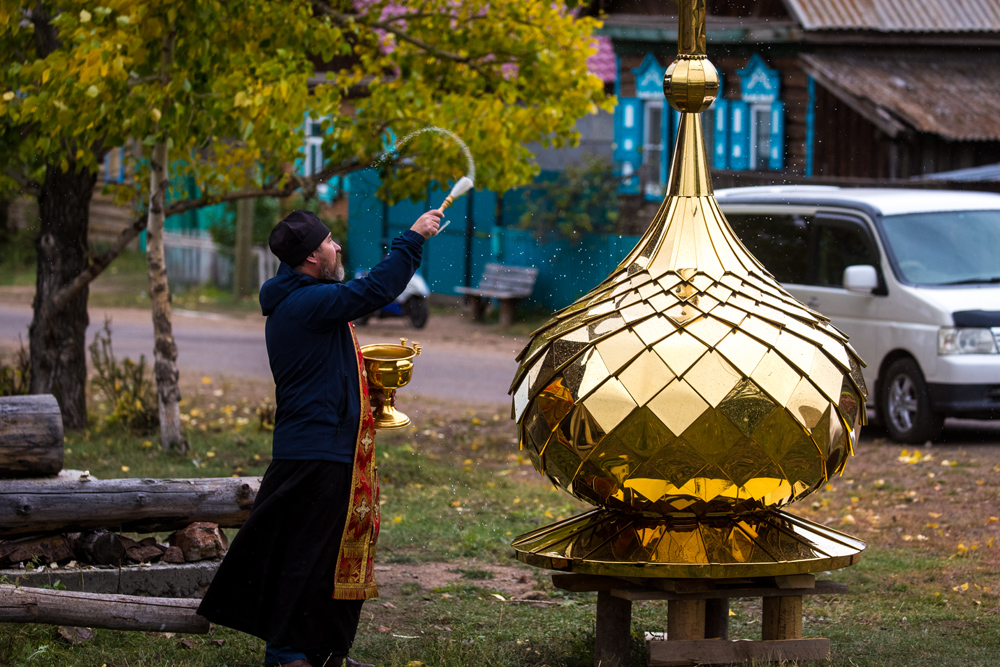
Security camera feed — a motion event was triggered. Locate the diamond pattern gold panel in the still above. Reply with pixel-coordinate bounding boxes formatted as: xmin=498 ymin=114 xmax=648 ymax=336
xmin=510 ymin=31 xmax=867 ymax=546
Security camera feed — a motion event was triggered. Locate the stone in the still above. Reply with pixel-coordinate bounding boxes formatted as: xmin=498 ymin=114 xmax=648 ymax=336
xmin=169 ymin=523 xmax=228 ymax=562
xmin=162 ymin=546 xmax=185 ymax=564
xmin=0 ymin=534 xmax=73 ymax=567
xmin=126 ymin=544 xmax=166 ymax=563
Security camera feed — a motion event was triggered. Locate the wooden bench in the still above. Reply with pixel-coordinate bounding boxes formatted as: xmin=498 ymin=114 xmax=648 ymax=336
xmin=455 ymin=263 xmax=538 ymax=327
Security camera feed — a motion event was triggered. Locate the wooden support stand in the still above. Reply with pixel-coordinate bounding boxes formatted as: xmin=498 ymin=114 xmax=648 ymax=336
xmin=553 ymin=573 xmax=846 ymax=667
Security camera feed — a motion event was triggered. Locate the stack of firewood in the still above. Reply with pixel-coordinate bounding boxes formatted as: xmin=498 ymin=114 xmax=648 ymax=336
xmin=1 ymin=395 xmax=255 ymax=571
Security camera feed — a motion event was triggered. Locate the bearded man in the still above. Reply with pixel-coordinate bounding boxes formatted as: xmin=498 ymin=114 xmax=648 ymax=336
xmin=198 ymin=208 xmax=441 ymax=667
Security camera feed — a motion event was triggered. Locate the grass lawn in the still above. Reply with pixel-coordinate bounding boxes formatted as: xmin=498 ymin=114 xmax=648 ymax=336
xmin=2 ymin=383 xmax=998 ymax=666
xmin=2 ymin=246 xmax=1000 ymax=667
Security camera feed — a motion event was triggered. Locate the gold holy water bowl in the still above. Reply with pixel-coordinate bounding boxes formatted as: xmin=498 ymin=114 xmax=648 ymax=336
xmin=362 ymin=338 xmax=421 ymax=430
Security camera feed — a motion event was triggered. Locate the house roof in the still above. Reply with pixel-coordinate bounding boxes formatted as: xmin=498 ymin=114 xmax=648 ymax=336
xmin=800 ymin=53 xmax=1000 ymax=141
xmin=921 ymin=163 xmax=1000 ymax=182
xmin=588 ymin=35 xmax=617 ymax=84
xmin=783 ymin=0 xmax=1000 ymax=32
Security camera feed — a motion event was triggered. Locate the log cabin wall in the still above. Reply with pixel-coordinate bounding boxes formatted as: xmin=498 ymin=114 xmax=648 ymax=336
xmin=616 ymin=50 xmax=811 ymax=175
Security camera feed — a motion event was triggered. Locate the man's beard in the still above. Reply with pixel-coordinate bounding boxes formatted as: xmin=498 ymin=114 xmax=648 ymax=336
xmin=318 ymin=254 xmax=345 ymax=282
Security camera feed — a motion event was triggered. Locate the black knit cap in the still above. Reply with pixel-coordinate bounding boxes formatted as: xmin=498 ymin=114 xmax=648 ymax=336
xmin=268 ymin=210 xmax=330 ymax=267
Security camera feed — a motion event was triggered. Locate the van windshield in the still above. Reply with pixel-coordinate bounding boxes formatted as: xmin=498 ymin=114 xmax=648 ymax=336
xmin=881 ymin=209 xmax=1000 ymax=286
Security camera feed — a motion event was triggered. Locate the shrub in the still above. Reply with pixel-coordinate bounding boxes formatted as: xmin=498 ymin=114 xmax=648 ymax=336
xmin=518 ymin=156 xmax=620 ymax=244
xmin=88 ymin=319 xmax=159 ymax=434
xmin=0 ymin=339 xmax=30 ymax=396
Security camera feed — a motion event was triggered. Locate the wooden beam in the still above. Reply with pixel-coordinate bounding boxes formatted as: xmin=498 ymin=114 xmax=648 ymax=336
xmin=0 ymin=475 xmax=260 ymax=537
xmin=762 ymin=595 xmax=803 ymax=640
xmin=0 ymin=395 xmax=63 ymax=478
xmin=595 ymin=591 xmax=631 ymax=667
xmin=667 ymin=599 xmax=705 ymax=641
xmin=648 ymin=638 xmax=830 ymax=666
xmin=611 ymin=579 xmax=846 ymax=601
xmin=0 ymin=584 xmax=209 ymax=633
xmin=704 ymin=598 xmax=729 ymax=640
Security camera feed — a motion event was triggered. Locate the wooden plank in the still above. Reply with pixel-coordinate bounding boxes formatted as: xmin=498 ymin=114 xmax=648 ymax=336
xmin=594 ymin=591 xmax=631 ymax=667
xmin=774 ymin=573 xmax=815 ymax=589
xmin=611 ymin=580 xmax=846 ymax=602
xmin=0 ymin=475 xmax=260 ymax=537
xmin=667 ymin=599 xmax=705 ymax=641
xmin=648 ymin=638 xmax=830 ymax=666
xmin=0 ymin=395 xmax=63 ymax=478
xmin=551 ymin=573 xmax=640 ymax=593
xmin=0 ymin=584 xmax=208 ymax=633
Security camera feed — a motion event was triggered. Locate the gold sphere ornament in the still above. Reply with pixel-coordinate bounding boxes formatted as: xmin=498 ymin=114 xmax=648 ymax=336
xmin=509 ymin=1 xmax=867 ymax=578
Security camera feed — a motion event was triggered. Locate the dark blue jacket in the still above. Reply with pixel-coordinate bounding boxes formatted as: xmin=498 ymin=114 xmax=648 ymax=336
xmin=259 ymin=230 xmax=425 ymax=462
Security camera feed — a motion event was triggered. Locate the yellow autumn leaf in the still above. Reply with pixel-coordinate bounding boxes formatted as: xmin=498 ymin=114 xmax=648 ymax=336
xmin=2 ymin=91 xmax=14 ymax=101
xmin=121 ymin=465 xmax=130 ymax=472
xmin=151 ymin=108 xmax=161 ymax=122
xmin=80 ymin=9 xmax=91 ymax=23
xmin=142 ymin=441 xmax=152 ymax=448
xmin=451 ymin=501 xmax=461 ymax=507
xmin=393 ymin=516 xmax=403 ymax=523
xmin=202 ymin=376 xmax=212 ymax=384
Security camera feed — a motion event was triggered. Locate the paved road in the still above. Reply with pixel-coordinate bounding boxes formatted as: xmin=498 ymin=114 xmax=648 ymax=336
xmin=3 ymin=303 xmax=997 ymax=443
xmin=0 ymin=303 xmax=519 ymax=408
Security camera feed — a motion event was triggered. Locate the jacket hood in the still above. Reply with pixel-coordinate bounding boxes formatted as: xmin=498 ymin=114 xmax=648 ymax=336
xmin=260 ymin=263 xmax=322 ymax=316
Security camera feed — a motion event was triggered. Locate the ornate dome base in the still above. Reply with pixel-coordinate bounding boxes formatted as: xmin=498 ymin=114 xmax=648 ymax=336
xmin=512 ymin=509 xmax=864 ymax=579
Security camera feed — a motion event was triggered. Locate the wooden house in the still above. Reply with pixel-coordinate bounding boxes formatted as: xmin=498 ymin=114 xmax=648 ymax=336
xmin=589 ymin=0 xmax=1000 ymax=200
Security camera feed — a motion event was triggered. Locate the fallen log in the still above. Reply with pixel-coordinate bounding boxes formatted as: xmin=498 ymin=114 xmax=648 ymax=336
xmin=0 ymin=584 xmax=209 ymax=633
xmin=0 ymin=475 xmax=261 ymax=538
xmin=0 ymin=395 xmax=63 ymax=478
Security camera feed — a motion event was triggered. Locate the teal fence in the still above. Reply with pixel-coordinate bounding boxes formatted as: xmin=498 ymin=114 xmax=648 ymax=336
xmin=347 ymin=169 xmax=641 ymax=312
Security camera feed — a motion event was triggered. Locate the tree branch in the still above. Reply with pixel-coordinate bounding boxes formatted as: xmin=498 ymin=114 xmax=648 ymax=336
xmin=4 ymin=168 xmax=41 ymax=196
xmin=311 ymin=0 xmax=490 ymax=78
xmin=48 ymin=158 xmax=369 ymax=312
xmin=127 ymin=74 xmax=161 ymax=87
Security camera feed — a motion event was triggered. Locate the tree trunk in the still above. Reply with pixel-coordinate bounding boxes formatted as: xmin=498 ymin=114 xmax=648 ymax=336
xmin=0 ymin=584 xmax=209 ymax=634
xmin=234 ymin=197 xmax=255 ymax=298
xmin=146 ymin=141 xmax=187 ymax=452
xmin=0 ymin=475 xmax=260 ymax=538
xmin=28 ymin=166 xmax=97 ymax=431
xmin=0 ymin=395 xmax=64 ymax=478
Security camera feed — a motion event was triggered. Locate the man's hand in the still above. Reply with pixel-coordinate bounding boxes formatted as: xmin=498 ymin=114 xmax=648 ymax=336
xmin=369 ymin=386 xmax=387 ymax=420
xmin=410 ymin=210 xmax=443 ymax=239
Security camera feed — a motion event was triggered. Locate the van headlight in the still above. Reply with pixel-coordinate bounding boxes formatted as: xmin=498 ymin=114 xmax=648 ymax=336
xmin=938 ymin=327 xmax=999 ymax=355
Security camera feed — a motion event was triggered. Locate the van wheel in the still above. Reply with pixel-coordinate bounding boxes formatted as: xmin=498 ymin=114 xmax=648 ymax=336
xmin=407 ymin=297 xmax=429 ymax=329
xmin=879 ymin=358 xmax=944 ymax=444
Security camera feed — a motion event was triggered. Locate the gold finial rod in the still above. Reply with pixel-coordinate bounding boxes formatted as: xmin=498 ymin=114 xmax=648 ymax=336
xmin=678 ymin=0 xmax=707 ymax=56
xmin=662 ymin=0 xmax=719 ymax=196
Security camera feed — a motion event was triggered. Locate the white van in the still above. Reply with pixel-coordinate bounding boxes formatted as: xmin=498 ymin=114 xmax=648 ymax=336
xmin=715 ymin=186 xmax=1000 ymax=443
